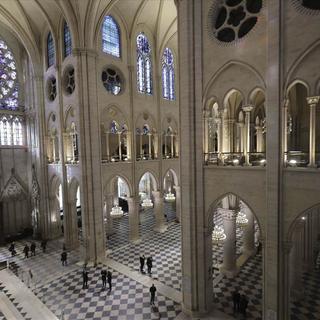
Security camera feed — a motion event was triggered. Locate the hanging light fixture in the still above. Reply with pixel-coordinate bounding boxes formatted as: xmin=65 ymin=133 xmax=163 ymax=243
xmin=236 ymin=211 xmax=248 ymax=228
xmin=141 ymin=198 xmax=153 ymax=208
xmin=165 ymin=192 xmax=175 ymax=202
xmin=110 ymin=205 xmax=124 ymax=218
xmin=212 ymin=225 xmax=226 ymax=245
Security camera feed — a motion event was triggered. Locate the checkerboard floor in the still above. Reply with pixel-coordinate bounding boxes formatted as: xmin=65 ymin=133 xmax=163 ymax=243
xmin=0 ymin=238 xmax=81 ymax=288
xmin=214 ymin=253 xmax=263 ymax=320
xmin=33 ymin=264 xmax=182 ymax=320
xmin=110 ymin=222 xmax=182 ymax=291
xmin=290 ymin=269 xmax=320 ymax=320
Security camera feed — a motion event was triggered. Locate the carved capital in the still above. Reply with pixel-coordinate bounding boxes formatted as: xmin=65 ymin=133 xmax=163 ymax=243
xmin=306 ymin=96 xmax=320 ymax=107
xmin=242 ymin=105 xmax=254 ymax=113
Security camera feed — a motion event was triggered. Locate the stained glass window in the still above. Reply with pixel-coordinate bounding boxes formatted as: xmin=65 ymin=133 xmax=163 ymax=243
xmin=102 ymin=16 xmax=121 ymax=57
xmin=110 ymin=121 xmax=119 ymax=134
xmin=47 ymin=32 xmax=55 ymax=68
xmin=0 ymin=40 xmax=18 ymax=110
xmin=162 ymin=48 xmax=175 ymax=100
xmin=136 ymin=33 xmax=152 ymax=95
xmin=63 ymin=22 xmax=72 ymax=58
xmin=0 ymin=116 xmax=24 ymax=146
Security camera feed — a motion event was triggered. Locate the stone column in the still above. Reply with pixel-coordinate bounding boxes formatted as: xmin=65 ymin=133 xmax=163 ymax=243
xmin=243 ymin=105 xmax=253 ymax=165
xmin=174 ymin=134 xmax=179 ymax=157
xmin=219 ymin=208 xmax=239 ymax=276
xmin=154 ymin=133 xmax=159 ymax=159
xmin=255 ymin=123 xmax=264 ymax=153
xmin=104 ymin=194 xmax=114 ymax=236
xmin=65 ymin=197 xmax=79 ymax=249
xmin=283 ymin=99 xmax=289 ymax=164
xmin=139 ymin=133 xmax=143 ymax=158
xmin=241 ymin=206 xmax=255 ymax=257
xmin=148 ymin=133 xmax=152 ymax=159
xmin=118 ymin=132 xmax=122 ymax=161
xmin=174 ymin=185 xmax=181 ymax=222
xmin=164 ymin=134 xmax=168 ymax=157
xmin=282 ymin=241 xmax=293 ymax=320
xmin=105 ymin=131 xmax=110 ymax=161
xmin=0 ymin=202 xmax=4 ymax=245
xmin=126 ymin=131 xmax=132 ymax=160
xmin=171 ymin=134 xmax=174 ymax=157
xmin=216 ymin=117 xmax=222 ymax=162
xmin=306 ymin=96 xmax=320 ymax=167
xmin=152 ymin=191 xmax=167 ymax=233
xmin=204 ymin=112 xmax=209 ymax=161
xmin=127 ymin=196 xmax=140 ymax=243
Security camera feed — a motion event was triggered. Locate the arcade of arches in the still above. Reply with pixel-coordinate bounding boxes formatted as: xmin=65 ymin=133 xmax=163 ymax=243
xmin=0 ymin=1 xmax=319 ymax=320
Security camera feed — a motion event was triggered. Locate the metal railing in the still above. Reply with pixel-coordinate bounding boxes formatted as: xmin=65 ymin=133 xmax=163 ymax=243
xmin=101 ymin=155 xmax=130 ymax=163
xmin=204 ymin=152 xmax=267 ymax=167
xmin=284 ymin=151 xmax=309 ymax=167
xmin=162 ymin=153 xmax=179 ymax=160
xmin=136 ymin=154 xmax=157 ymax=161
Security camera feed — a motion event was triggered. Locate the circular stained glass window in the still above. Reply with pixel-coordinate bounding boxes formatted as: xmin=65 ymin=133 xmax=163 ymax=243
xmin=210 ymin=0 xmax=263 ymax=43
xmin=47 ymin=77 xmax=57 ymax=102
xmin=102 ymin=67 xmax=122 ymax=95
xmin=0 ymin=40 xmax=18 ymax=110
xmin=63 ymin=66 xmax=75 ymax=95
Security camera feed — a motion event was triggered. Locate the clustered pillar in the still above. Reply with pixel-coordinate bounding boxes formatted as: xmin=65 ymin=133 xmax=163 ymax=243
xmin=306 ymin=96 xmax=319 ymax=168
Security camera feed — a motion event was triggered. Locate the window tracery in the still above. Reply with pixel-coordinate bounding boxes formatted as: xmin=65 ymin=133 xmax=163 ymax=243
xmin=47 ymin=32 xmax=55 ymax=68
xmin=0 ymin=115 xmax=24 ymax=146
xmin=102 ymin=15 xmax=121 ymax=57
xmin=162 ymin=48 xmax=175 ymax=100
xmin=63 ymin=22 xmax=72 ymax=58
xmin=136 ymin=33 xmax=152 ymax=94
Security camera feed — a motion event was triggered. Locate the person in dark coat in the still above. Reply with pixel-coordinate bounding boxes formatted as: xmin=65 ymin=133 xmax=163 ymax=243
xmin=107 ymin=270 xmax=112 ymax=291
xmin=82 ymin=270 xmax=89 ymax=289
xmin=232 ymin=289 xmax=241 ymax=313
xmin=30 ymin=242 xmax=36 ymax=256
xmin=150 ymin=284 xmax=156 ymax=305
xmin=41 ymin=240 xmax=47 ymax=253
xmin=147 ymin=257 xmax=153 ymax=275
xmin=9 ymin=242 xmax=16 ymax=256
xmin=240 ymin=294 xmax=248 ymax=317
xmin=140 ymin=255 xmax=145 ymax=273
xmin=101 ymin=269 xmax=107 ymax=288
xmin=61 ymin=251 xmax=67 ymax=266
xmin=23 ymin=244 xmax=29 ymax=258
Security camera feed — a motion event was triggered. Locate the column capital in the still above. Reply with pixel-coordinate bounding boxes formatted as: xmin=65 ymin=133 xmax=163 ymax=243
xmin=173 ymin=185 xmax=180 ymax=192
xmin=217 ymin=208 xmax=237 ymax=221
xmin=242 ymin=105 xmax=254 ymax=113
xmin=306 ymin=96 xmax=320 ymax=106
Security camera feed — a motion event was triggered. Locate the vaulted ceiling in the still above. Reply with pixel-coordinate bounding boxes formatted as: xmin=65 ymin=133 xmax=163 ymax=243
xmin=0 ymin=0 xmax=177 ymax=69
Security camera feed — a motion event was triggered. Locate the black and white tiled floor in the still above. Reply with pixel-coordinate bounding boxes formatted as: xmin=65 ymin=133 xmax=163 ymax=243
xmin=290 ymin=269 xmax=320 ymax=320
xmin=33 ymin=265 xmax=182 ymax=320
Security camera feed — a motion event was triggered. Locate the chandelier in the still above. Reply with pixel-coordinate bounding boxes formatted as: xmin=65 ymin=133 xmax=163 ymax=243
xmin=110 ymin=205 xmax=124 ymax=218
xmin=165 ymin=191 xmax=175 ymax=202
xmin=212 ymin=225 xmax=226 ymax=245
xmin=236 ymin=211 xmax=248 ymax=228
xmin=141 ymin=198 xmax=153 ymax=208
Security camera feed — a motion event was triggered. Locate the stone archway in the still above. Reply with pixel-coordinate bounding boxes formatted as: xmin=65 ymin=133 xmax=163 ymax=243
xmin=163 ymin=169 xmax=180 ymax=222
xmin=285 ymin=204 xmax=320 ymax=320
xmin=206 ymin=193 xmax=263 ymax=319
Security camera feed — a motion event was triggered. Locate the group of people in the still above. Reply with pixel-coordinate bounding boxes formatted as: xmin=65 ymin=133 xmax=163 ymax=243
xmin=81 ymin=266 xmax=112 ymax=291
xmin=8 ymin=240 xmax=48 ymax=258
xmin=232 ymin=289 xmax=249 ymax=317
xmin=139 ymin=255 xmax=153 ymax=275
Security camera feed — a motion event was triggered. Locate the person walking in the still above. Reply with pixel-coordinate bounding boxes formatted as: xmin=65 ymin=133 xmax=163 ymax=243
xmin=41 ymin=240 xmax=47 ymax=253
xmin=147 ymin=256 xmax=153 ymax=275
xmin=101 ymin=269 xmax=107 ymax=288
xmin=140 ymin=255 xmax=145 ymax=273
xmin=23 ymin=244 xmax=29 ymax=258
xmin=82 ymin=269 xmax=89 ymax=289
xmin=61 ymin=251 xmax=67 ymax=266
xmin=30 ymin=242 xmax=36 ymax=256
xmin=9 ymin=242 xmax=16 ymax=256
xmin=27 ymin=269 xmax=33 ymax=288
xmin=232 ymin=289 xmax=240 ymax=313
xmin=149 ymin=284 xmax=156 ymax=305
xmin=107 ymin=270 xmax=112 ymax=291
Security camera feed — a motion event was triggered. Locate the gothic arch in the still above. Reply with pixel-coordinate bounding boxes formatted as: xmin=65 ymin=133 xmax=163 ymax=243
xmin=203 ymin=60 xmax=266 ymax=101
xmin=137 ymin=171 xmax=159 ymax=192
xmin=68 ymin=177 xmax=80 ymax=201
xmin=163 ymin=168 xmax=179 ymax=187
xmin=286 ymin=79 xmax=310 ymax=97
xmin=206 ymin=192 xmax=263 ymax=236
xmin=104 ymin=174 xmax=133 ymax=197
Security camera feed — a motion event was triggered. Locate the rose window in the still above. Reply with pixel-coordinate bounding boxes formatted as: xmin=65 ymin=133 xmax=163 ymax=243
xmin=102 ymin=67 xmax=122 ymax=95
xmin=210 ymin=0 xmax=263 ymax=43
